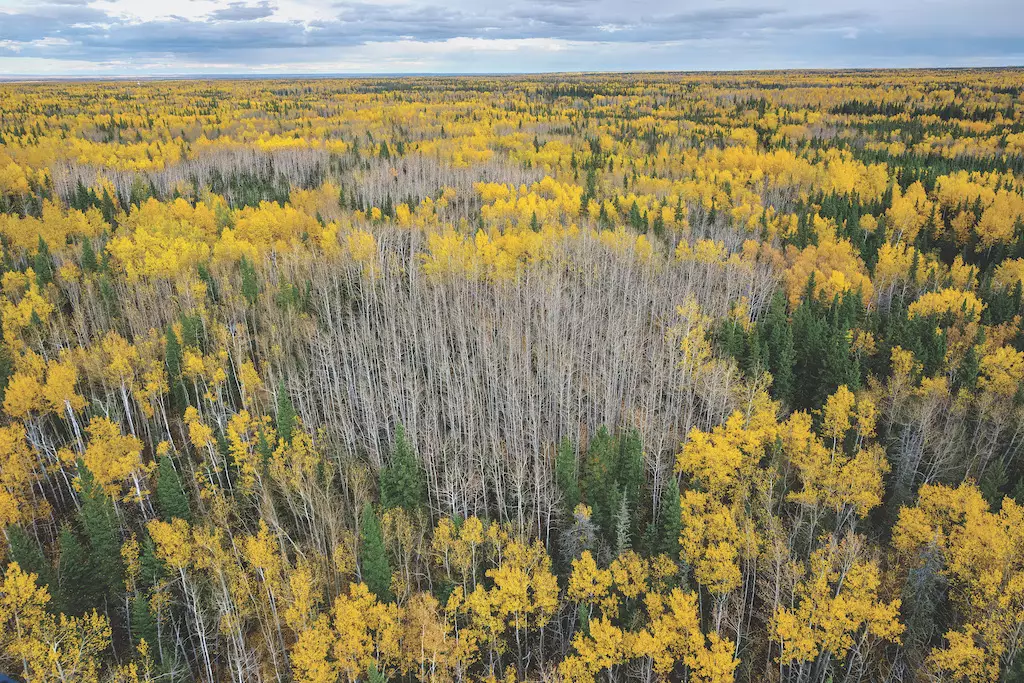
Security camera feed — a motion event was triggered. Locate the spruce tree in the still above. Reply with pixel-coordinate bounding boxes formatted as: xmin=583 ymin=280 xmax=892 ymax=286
xmin=367 ymin=663 xmax=387 ymax=683
xmin=57 ymin=524 xmax=93 ymax=615
xmin=761 ymin=291 xmax=795 ymax=404
xmin=955 ymin=342 xmax=981 ymax=392
xmin=614 ymin=494 xmax=631 ymax=554
xmin=164 ymin=325 xmax=186 ymax=410
xmin=379 ymin=424 xmax=425 ymax=512
xmin=6 ymin=525 xmax=53 ymax=591
xmin=101 ymin=188 xmax=117 ymax=226
xmin=156 ymin=455 xmax=191 ymax=522
xmin=34 ymin=236 xmax=54 ymax=288
xmin=657 ymin=478 xmax=681 ymax=559
xmin=0 ymin=342 xmax=12 ymax=406
xmin=791 ymin=299 xmax=827 ymax=410
xmin=359 ymin=503 xmax=393 ymax=602
xmin=130 ymin=593 xmax=158 ymax=647
xmin=138 ymin=533 xmax=165 ymax=590
xmin=78 ymin=463 xmax=124 ymax=600
xmin=240 ymin=255 xmax=259 ymax=306
xmin=555 ymin=437 xmax=580 ymax=513
xmin=81 ymin=237 xmax=98 ymax=273
xmin=582 ymin=426 xmax=620 ymax=543
xmin=616 ymin=428 xmax=644 ymax=526
xmin=276 ymin=380 xmax=297 ymax=444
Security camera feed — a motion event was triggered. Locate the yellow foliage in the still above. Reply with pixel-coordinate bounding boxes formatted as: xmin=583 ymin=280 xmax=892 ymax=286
xmin=979 ymin=346 xmax=1024 ymax=398
xmin=908 ymin=288 xmax=984 ymax=321
xmin=82 ymin=416 xmax=148 ymax=501
xmin=784 ymin=234 xmax=873 ymax=306
xmin=0 ymin=424 xmax=48 ymax=529
xmin=773 ymin=539 xmax=902 ymax=665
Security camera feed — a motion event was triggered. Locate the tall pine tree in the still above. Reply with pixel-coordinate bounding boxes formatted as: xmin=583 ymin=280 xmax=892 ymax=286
xmin=78 ymin=463 xmax=125 ymax=600
xmin=156 ymin=454 xmax=191 ymax=522
xmin=359 ymin=503 xmax=393 ymax=602
xmin=379 ymin=424 xmax=425 ymax=512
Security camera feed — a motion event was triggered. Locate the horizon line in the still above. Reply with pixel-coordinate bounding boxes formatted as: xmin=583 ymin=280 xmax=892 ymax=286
xmin=2 ymin=64 xmax=1024 ymax=82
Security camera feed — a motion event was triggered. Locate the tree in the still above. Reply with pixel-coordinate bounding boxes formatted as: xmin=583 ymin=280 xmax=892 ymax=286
xmin=656 ymin=477 xmax=682 ymax=559
xmin=78 ymin=464 xmax=124 ymax=601
xmin=760 ymin=290 xmax=795 ymax=403
xmin=164 ymin=325 xmax=186 ymax=411
xmin=56 ymin=524 xmax=93 ymax=615
xmin=155 ymin=454 xmax=191 ymax=522
xmin=240 ymin=255 xmax=259 ymax=306
xmin=5 ymin=526 xmax=49 ymax=584
xmin=379 ymin=424 xmax=425 ymax=512
xmin=773 ymin=539 xmax=903 ymax=675
xmin=359 ymin=503 xmax=393 ymax=602
xmin=276 ymin=380 xmax=297 ymax=444
xmin=81 ymin=237 xmax=98 ymax=273
xmin=556 ymin=437 xmax=581 ymax=514
xmin=34 ymin=236 xmax=53 ymax=288
xmin=581 ymin=427 xmax=644 ymax=549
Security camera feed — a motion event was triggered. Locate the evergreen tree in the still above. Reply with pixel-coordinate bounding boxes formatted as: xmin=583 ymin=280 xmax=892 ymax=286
xmin=56 ymin=524 xmax=93 ymax=615
xmin=761 ymin=291 xmax=796 ymax=404
xmin=179 ymin=314 xmax=203 ymax=351
xmin=581 ymin=427 xmax=644 ymax=548
xmin=78 ymin=463 xmax=124 ymax=600
xmin=6 ymin=525 xmax=52 ymax=591
xmin=164 ymin=325 xmax=186 ymax=410
xmin=743 ymin=331 xmax=766 ymax=378
xmin=555 ymin=437 xmax=581 ymax=513
xmin=581 ymin=426 xmax=620 ymax=543
xmin=100 ymin=188 xmax=117 ymax=226
xmin=717 ymin=319 xmax=747 ymax=363
xmin=954 ymin=342 xmax=981 ymax=392
xmin=81 ymin=237 xmax=98 ymax=273
xmin=822 ymin=317 xmax=860 ymax=394
xmin=34 ymin=236 xmax=53 ymax=288
xmin=0 ymin=341 xmax=12 ymax=406
xmin=656 ymin=477 xmax=681 ymax=558
xmin=379 ymin=424 xmax=426 ymax=512
xmin=367 ymin=662 xmax=388 ymax=683
xmin=129 ymin=593 xmax=158 ymax=648
xmin=240 ymin=255 xmax=259 ymax=306
xmin=98 ymin=274 xmax=119 ymax=318
xmin=197 ymin=262 xmax=218 ymax=302
xmin=616 ymin=428 xmax=644 ymax=526
xmin=156 ymin=455 xmax=191 ymax=522
xmin=276 ymin=380 xmax=297 ymax=444
xmin=359 ymin=504 xmax=393 ymax=602
xmin=614 ymin=494 xmax=631 ymax=554
xmin=629 ymin=201 xmax=643 ymax=230
xmin=138 ymin=533 xmax=165 ymax=590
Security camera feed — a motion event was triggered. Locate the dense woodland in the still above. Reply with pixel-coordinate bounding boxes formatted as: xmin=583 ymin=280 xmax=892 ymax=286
xmin=0 ymin=70 xmax=1023 ymax=682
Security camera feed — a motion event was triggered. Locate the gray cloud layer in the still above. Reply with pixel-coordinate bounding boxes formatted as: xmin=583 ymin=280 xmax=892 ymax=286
xmin=0 ymin=0 xmax=1022 ymax=73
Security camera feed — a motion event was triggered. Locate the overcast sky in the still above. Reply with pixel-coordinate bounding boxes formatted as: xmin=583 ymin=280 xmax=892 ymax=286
xmin=0 ymin=0 xmax=1022 ymax=75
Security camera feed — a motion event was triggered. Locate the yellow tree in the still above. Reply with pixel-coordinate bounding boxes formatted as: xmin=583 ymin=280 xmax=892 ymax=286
xmin=0 ymin=423 xmax=49 ymax=531
xmin=0 ymin=561 xmax=112 ymax=683
xmin=82 ymin=416 xmax=150 ymax=508
xmin=894 ymin=482 xmax=1024 ymax=681
xmin=772 ymin=537 xmax=903 ymax=679
xmin=780 ymin=387 xmax=888 ymax=533
xmin=636 ymin=588 xmax=738 ymax=682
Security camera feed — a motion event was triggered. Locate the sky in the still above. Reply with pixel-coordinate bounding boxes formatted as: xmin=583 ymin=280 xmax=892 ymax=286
xmin=0 ymin=0 xmax=1022 ymax=76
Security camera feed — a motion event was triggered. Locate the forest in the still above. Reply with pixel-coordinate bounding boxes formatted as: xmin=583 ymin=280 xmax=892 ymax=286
xmin=0 ymin=69 xmax=1023 ymax=682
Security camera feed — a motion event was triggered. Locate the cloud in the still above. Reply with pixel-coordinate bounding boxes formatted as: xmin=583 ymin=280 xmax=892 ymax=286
xmin=210 ymin=2 xmax=276 ymax=21
xmin=0 ymin=5 xmax=113 ymax=43
xmin=0 ymin=0 xmax=1020 ymax=73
